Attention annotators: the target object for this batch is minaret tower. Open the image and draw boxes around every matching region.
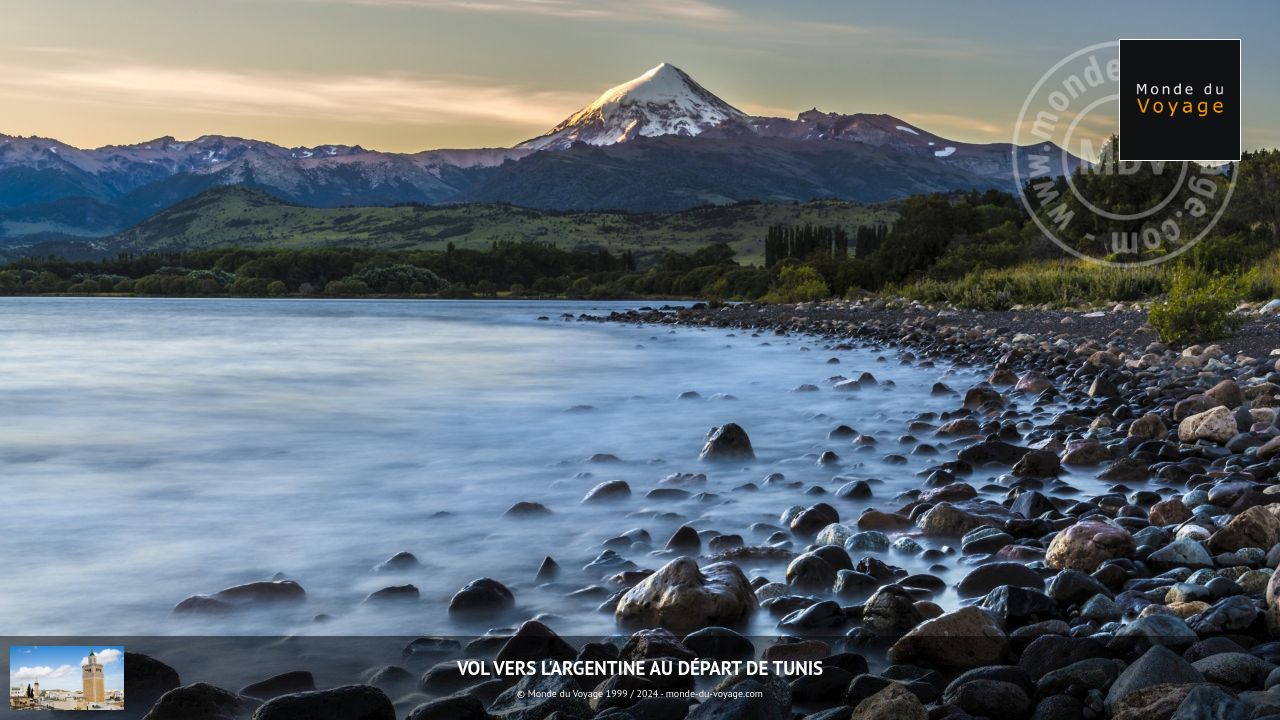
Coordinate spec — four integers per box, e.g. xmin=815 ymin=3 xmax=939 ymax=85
xmin=82 ymin=652 xmax=104 ymax=704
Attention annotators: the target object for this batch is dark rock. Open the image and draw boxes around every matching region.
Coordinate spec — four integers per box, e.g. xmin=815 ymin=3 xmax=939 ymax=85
xmin=583 ymin=480 xmax=632 ymax=503
xmin=1191 ymin=652 xmax=1273 ymax=688
xmin=406 ymin=695 xmax=487 ymax=720
xmin=448 ymin=578 xmax=514 ymax=616
xmin=942 ymin=679 xmax=1030 ymax=720
xmin=252 ymin=685 xmax=394 ymax=720
xmin=240 ymin=671 xmax=316 ymax=701
xmin=489 ymin=674 xmax=588 ymax=720
xmin=1035 ymin=658 xmax=1123 ymax=697
xmin=143 ymin=683 xmax=244 ymax=720
xmin=373 ymin=551 xmax=419 ymax=573
xmin=700 ymin=424 xmax=755 ymax=460
xmin=496 ymin=620 xmax=578 ymax=663
xmin=1169 ymin=683 xmax=1250 ymax=720
xmin=126 ymin=652 xmax=181 ymax=712
xmin=1104 ymin=646 xmax=1204 ymax=711
xmin=363 ymin=584 xmax=418 ymax=603
xmin=957 ymin=562 xmax=1044 ymax=598
xmin=683 ymin=626 xmax=754 ymax=660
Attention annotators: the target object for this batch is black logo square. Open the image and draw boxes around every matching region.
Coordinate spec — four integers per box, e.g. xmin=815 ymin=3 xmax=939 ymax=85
xmin=1120 ymin=39 xmax=1241 ymax=161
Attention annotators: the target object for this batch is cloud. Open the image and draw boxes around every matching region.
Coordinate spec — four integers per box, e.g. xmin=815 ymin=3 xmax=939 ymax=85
xmin=12 ymin=665 xmax=74 ymax=681
xmin=80 ymin=649 xmax=122 ymax=666
xmin=0 ymin=61 xmax=590 ymax=129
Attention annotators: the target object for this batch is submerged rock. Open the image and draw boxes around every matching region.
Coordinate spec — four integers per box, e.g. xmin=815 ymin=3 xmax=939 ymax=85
xmin=699 ymin=423 xmax=754 ymax=460
xmin=447 ymin=578 xmax=514 ymax=616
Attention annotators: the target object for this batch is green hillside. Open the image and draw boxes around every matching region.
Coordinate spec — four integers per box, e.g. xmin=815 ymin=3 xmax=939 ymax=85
xmin=107 ymin=186 xmax=896 ymax=265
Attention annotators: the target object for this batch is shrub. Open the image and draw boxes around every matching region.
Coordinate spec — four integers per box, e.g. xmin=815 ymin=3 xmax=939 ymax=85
xmin=323 ymin=278 xmax=370 ymax=296
xmin=763 ymin=265 xmax=831 ymax=304
xmin=352 ymin=264 xmax=447 ymax=293
xmin=1147 ymin=266 xmax=1243 ymax=345
xmin=267 ymin=280 xmax=288 ymax=296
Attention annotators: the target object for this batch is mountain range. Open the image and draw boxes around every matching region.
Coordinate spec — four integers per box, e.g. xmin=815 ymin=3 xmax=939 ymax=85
xmin=0 ymin=62 xmax=1079 ymax=251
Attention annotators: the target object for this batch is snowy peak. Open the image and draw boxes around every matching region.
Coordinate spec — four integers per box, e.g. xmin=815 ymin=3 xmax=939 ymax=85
xmin=517 ymin=63 xmax=745 ymax=151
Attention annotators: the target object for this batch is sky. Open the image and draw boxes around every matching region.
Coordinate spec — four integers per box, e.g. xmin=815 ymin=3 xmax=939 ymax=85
xmin=9 ymin=646 xmax=124 ymax=692
xmin=1 ymin=0 xmax=1277 ymax=153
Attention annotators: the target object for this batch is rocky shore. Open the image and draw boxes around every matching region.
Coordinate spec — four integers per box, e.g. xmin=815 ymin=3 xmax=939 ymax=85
xmin=125 ymin=299 xmax=1280 ymax=719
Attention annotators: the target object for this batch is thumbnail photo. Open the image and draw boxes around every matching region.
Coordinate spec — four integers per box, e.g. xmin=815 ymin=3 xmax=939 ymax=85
xmin=9 ymin=647 xmax=123 ymax=711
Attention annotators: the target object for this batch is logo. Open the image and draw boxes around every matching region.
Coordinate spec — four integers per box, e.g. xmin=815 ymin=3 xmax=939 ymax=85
xmin=1012 ymin=41 xmax=1238 ymax=267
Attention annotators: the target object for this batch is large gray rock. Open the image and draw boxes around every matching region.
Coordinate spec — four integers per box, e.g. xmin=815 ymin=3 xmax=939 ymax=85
xmin=1104 ymin=646 xmax=1204 ymax=711
xmin=615 ymin=557 xmax=755 ymax=633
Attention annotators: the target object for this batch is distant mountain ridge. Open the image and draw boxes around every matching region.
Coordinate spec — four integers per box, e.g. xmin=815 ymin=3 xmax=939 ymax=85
xmin=0 ymin=62 xmax=1080 ymax=249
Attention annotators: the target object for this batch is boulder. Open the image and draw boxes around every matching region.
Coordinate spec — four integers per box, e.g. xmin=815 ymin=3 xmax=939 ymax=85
xmin=1104 ymin=646 xmax=1203 ymax=711
xmin=488 ymin=674 xmax=589 ymax=720
xmin=143 ymin=683 xmax=244 ymax=720
xmin=957 ymin=439 xmax=1025 ymax=464
xmin=1060 ymin=439 xmax=1111 ymax=465
xmin=615 ymin=557 xmax=755 ymax=633
xmin=886 ymin=606 xmax=1009 ymax=671
xmin=583 ymin=480 xmax=631 ymax=503
xmin=850 ymin=682 xmax=926 ymax=720
xmin=1168 ymin=684 xmax=1250 ymax=720
xmin=1147 ymin=538 xmax=1215 ymax=570
xmin=1015 ymin=372 xmax=1054 ymax=394
xmin=862 ymin=585 xmax=925 ymax=637
xmin=1012 ymin=450 xmax=1061 ymax=478
xmin=790 ymin=503 xmax=840 ymax=536
xmin=251 ymin=685 xmax=394 ymax=720
xmin=240 ymin=671 xmax=315 ymax=701
xmin=496 ymin=620 xmax=577 ymax=664
xmin=700 ymin=424 xmax=754 ymax=460
xmin=956 ymin=563 xmax=1044 ymax=598
xmin=943 ymin=679 xmax=1029 ymax=720
xmin=1128 ymin=413 xmax=1168 ymax=440
xmin=1149 ymin=498 xmax=1192 ymax=526
xmin=916 ymin=502 xmax=989 ymax=537
xmin=963 ymin=385 xmax=1005 ymax=409
xmin=1207 ymin=505 xmax=1280 ymax=553
xmin=1045 ymin=521 xmax=1135 ymax=572
xmin=1110 ymin=683 xmax=1196 ymax=720
xmin=785 ymin=553 xmax=837 ymax=592
xmin=175 ymin=581 xmax=305 ymax=614
xmin=1206 ymin=379 xmax=1244 ymax=409
xmin=1177 ymin=406 xmax=1237 ymax=444
xmin=126 ymin=652 xmax=182 ymax=712
xmin=447 ymin=578 xmax=514 ymax=616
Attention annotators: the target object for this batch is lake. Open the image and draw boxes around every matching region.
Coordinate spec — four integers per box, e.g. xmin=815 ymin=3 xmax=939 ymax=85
xmin=0 ymin=297 xmax=986 ymax=637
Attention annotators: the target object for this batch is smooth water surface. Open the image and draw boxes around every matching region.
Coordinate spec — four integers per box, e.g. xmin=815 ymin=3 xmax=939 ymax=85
xmin=0 ymin=298 xmax=994 ymax=637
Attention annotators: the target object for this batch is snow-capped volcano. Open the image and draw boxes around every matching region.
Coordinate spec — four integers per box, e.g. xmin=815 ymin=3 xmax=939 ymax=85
xmin=517 ymin=63 xmax=745 ymax=151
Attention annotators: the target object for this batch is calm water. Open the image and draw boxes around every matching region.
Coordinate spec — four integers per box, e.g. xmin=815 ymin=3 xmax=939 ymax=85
xmin=0 ymin=298 xmax=996 ymax=637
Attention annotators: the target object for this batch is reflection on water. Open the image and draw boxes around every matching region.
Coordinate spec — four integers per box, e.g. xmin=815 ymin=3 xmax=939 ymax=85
xmin=0 ymin=297 xmax=1002 ymax=637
